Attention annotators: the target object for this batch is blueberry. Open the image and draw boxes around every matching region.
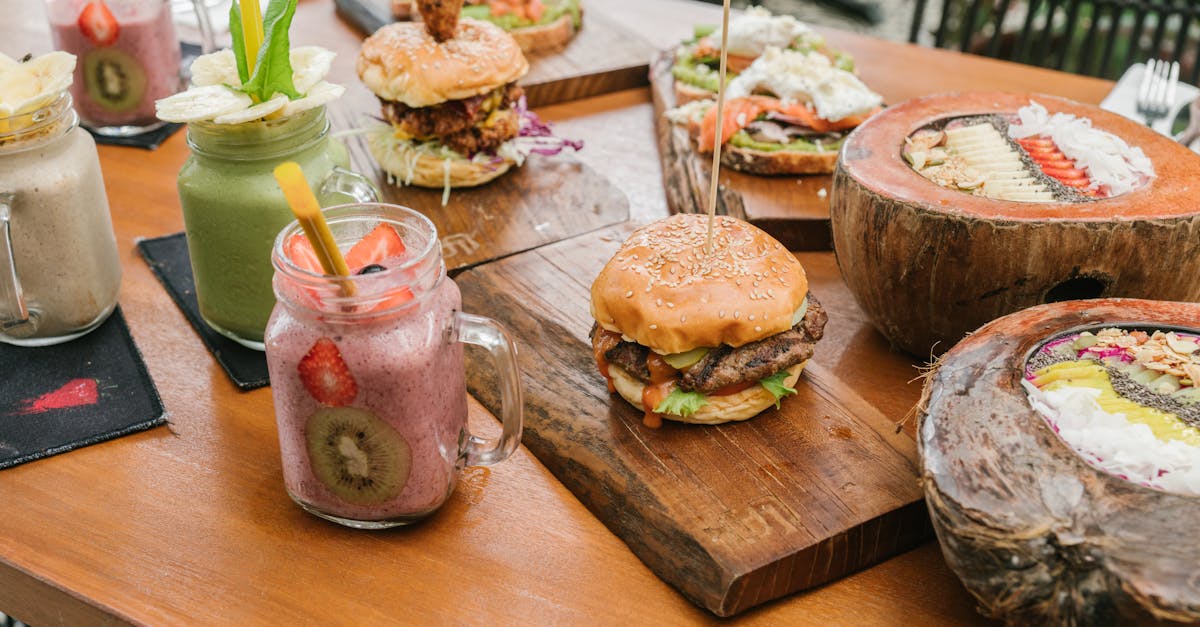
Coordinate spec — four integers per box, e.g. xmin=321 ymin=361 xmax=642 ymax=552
xmin=357 ymin=264 xmax=386 ymax=275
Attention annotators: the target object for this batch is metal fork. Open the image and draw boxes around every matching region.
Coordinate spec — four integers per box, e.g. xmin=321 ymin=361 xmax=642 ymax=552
xmin=1136 ymin=58 xmax=1179 ymax=129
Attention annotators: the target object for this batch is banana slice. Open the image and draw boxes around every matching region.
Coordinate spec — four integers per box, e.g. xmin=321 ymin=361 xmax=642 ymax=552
xmin=280 ymin=81 xmax=344 ymax=117
xmin=156 ymin=85 xmax=253 ymax=123
xmin=0 ymin=51 xmax=76 ymax=118
xmin=214 ymin=94 xmax=288 ymax=124
xmin=190 ymin=49 xmax=240 ymax=88
xmin=290 ymin=46 xmax=336 ymax=95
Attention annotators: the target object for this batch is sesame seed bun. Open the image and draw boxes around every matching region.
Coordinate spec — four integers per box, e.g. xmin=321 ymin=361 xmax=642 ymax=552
xmin=590 ymin=214 xmax=809 ymax=355
xmin=609 ymin=362 xmax=806 ymax=424
xmin=356 ymin=18 xmax=529 ymax=108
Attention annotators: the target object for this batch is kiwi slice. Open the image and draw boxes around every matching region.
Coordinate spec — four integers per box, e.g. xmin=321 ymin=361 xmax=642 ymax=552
xmin=82 ymin=48 xmax=146 ymax=113
xmin=305 ymin=407 xmax=411 ymax=506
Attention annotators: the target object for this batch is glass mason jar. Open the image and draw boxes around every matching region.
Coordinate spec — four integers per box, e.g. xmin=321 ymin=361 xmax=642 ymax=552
xmin=45 ymin=0 xmax=183 ymax=136
xmin=177 ymin=106 xmax=376 ymax=350
xmin=0 ymin=91 xmax=121 ymax=346
xmin=264 ymin=203 xmax=524 ymax=529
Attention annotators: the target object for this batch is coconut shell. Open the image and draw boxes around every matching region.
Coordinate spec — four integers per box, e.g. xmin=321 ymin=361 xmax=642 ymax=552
xmin=919 ymin=297 xmax=1200 ymax=625
xmin=831 ymin=91 xmax=1200 ymax=357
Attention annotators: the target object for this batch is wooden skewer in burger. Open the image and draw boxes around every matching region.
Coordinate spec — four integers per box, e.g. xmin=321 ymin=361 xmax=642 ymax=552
xmin=589 ymin=1 xmax=827 ymax=428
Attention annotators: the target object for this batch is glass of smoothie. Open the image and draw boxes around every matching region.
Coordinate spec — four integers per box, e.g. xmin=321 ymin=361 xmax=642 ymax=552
xmin=45 ymin=0 xmax=183 ymax=137
xmin=178 ymin=105 xmax=376 ymax=350
xmin=264 ymin=203 xmax=524 ymax=528
xmin=0 ymin=67 xmax=122 ymax=346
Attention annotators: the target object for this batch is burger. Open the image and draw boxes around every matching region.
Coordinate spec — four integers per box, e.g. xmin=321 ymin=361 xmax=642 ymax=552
xmin=357 ymin=16 xmax=580 ymax=193
xmin=671 ymin=6 xmax=854 ymax=105
xmin=357 ymin=18 xmax=525 ymax=190
xmin=589 ymin=214 xmax=827 ymax=427
xmin=391 ymin=0 xmax=582 ymax=54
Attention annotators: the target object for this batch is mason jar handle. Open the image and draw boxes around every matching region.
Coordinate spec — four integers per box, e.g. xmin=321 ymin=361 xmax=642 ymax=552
xmin=454 ymin=312 xmax=524 ymax=467
xmin=0 ymin=193 xmax=30 ymax=330
xmin=319 ymin=166 xmax=379 ymax=205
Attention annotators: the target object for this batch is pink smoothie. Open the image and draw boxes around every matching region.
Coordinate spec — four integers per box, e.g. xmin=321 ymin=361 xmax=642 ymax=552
xmin=265 ymin=272 xmax=469 ymax=523
xmin=48 ymin=0 xmax=181 ymax=129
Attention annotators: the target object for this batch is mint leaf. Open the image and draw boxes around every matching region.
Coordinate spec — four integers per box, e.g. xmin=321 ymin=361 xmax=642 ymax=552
xmin=654 ymin=388 xmax=708 ymax=417
xmin=239 ymin=0 xmax=300 ymax=102
xmin=229 ymin=1 xmax=249 ymax=84
xmin=760 ymin=371 xmax=798 ymax=409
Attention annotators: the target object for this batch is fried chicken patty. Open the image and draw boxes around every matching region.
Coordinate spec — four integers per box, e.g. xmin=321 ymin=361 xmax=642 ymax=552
xmin=380 ymin=82 xmax=524 ymax=155
xmin=597 ymin=293 xmax=828 ymax=394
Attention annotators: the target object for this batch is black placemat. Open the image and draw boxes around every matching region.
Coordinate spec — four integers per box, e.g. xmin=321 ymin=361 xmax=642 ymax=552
xmin=87 ymin=122 xmax=183 ymax=150
xmin=136 ymin=232 xmax=270 ymax=390
xmin=0 ymin=307 xmax=166 ymax=470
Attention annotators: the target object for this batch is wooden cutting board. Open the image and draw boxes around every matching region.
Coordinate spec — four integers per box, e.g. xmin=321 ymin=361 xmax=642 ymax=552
xmin=456 ymin=224 xmax=930 ymax=616
xmin=332 ymin=0 xmax=657 ymax=107
xmin=649 ymin=50 xmax=835 ymax=251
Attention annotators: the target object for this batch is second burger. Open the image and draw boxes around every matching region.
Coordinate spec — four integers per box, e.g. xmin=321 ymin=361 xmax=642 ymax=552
xmin=357 ymin=10 xmax=579 ymax=191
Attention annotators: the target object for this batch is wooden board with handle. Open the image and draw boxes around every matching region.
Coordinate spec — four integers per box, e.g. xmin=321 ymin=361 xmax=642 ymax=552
xmin=649 ymin=50 xmax=836 ymax=251
xmin=333 ymin=0 xmax=657 ymax=107
xmin=455 ymin=224 xmax=931 ymax=616
xmin=328 ymin=111 xmax=629 ymax=273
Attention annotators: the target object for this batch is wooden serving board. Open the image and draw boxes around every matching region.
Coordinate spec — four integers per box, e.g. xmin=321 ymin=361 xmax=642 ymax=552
xmin=649 ymin=50 xmax=835 ymax=251
xmin=456 ymin=224 xmax=931 ymax=616
xmin=332 ymin=0 xmax=658 ymax=107
xmin=329 ymin=112 xmax=629 ymax=272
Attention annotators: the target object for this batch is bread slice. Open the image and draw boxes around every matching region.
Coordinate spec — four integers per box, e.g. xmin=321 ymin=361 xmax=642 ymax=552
xmin=390 ymin=1 xmax=579 ymax=54
xmin=674 ymin=81 xmax=716 ymax=106
xmin=720 ymin=144 xmax=839 ymax=175
xmin=510 ymin=13 xmax=578 ymax=54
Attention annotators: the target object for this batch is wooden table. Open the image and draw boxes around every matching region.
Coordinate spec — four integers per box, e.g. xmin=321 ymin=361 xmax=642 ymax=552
xmin=0 ymin=1 xmax=1117 ymax=624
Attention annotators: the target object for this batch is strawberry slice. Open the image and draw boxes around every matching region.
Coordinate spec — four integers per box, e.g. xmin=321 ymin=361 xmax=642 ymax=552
xmin=78 ymin=1 xmax=120 ymax=47
xmin=1034 ymin=158 xmax=1075 ymax=170
xmin=286 ymin=233 xmax=324 ymax=274
xmin=297 ymin=338 xmax=358 ymax=406
xmin=1016 ymin=137 xmax=1055 ymax=148
xmin=1056 ymin=177 xmax=1092 ymax=189
xmin=1041 ymin=166 xmax=1087 ymax=180
xmin=345 ymin=224 xmax=406 ymax=271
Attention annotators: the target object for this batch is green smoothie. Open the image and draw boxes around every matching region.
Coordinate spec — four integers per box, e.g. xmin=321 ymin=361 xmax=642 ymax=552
xmin=177 ymin=106 xmax=370 ymax=348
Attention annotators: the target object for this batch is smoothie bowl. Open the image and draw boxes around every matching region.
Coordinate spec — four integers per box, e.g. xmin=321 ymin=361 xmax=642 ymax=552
xmin=919 ymin=298 xmax=1200 ymax=624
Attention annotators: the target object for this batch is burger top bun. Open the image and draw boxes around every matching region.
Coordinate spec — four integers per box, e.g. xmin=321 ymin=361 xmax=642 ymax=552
xmin=357 ymin=18 xmax=529 ymax=108
xmin=591 ymin=214 xmax=809 ymax=355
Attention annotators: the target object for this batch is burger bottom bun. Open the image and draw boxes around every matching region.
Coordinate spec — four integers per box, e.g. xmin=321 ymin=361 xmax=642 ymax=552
xmin=512 ymin=14 xmax=579 ymax=54
xmin=368 ymin=132 xmax=515 ymax=189
xmin=609 ymin=362 xmax=807 ymax=425
xmin=719 ymin=143 xmax=839 ymax=175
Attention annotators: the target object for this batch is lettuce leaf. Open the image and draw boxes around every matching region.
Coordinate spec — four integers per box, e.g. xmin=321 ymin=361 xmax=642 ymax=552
xmin=654 ymin=389 xmax=708 ymax=417
xmin=237 ymin=0 xmax=301 ymax=103
xmin=229 ymin=2 xmax=249 ymax=84
xmin=760 ymin=371 xmax=798 ymax=409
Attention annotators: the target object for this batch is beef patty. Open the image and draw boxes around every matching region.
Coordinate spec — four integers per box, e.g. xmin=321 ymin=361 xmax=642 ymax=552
xmin=599 ymin=293 xmax=828 ymax=394
xmin=380 ymin=82 xmax=524 ymax=155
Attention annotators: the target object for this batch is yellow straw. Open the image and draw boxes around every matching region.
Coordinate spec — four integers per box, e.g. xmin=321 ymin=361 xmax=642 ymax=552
xmin=273 ymin=162 xmax=356 ymax=296
xmin=239 ymin=0 xmax=264 ymax=75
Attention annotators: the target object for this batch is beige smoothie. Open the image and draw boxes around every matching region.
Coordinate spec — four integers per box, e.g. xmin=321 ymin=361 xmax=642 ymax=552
xmin=0 ymin=123 xmax=121 ymax=344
